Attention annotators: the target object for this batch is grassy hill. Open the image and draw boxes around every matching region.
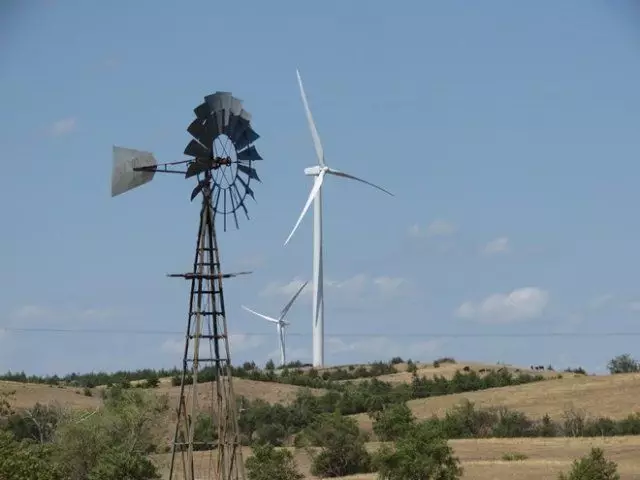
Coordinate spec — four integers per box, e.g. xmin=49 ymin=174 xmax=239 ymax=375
xmin=353 ymin=371 xmax=640 ymax=434
xmin=0 ymin=375 xmax=327 ymax=411
xmin=150 ymin=436 xmax=640 ymax=480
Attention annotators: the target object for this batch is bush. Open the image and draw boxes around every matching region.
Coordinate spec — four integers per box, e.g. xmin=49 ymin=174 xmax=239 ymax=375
xmin=369 ymin=403 xmax=415 ymax=441
xmin=607 ymin=354 xmax=639 ymax=374
xmin=246 ymin=443 xmax=303 ymax=480
xmin=298 ymin=413 xmax=372 ymax=478
xmin=502 ymin=452 xmax=528 ymax=461
xmin=558 ymin=447 xmax=620 ymax=480
xmin=375 ymin=422 xmax=463 ymax=480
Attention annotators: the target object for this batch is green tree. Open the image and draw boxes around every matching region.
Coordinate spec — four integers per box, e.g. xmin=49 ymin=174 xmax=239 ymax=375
xmin=0 ymin=431 xmax=66 ymax=480
xmin=558 ymin=447 xmax=620 ymax=480
xmin=369 ymin=403 xmax=416 ymax=441
xmin=298 ymin=412 xmax=372 ymax=478
xmin=375 ymin=423 xmax=463 ymax=480
xmin=87 ymin=448 xmax=160 ymax=480
xmin=245 ymin=443 xmax=303 ymax=480
xmin=607 ymin=354 xmax=639 ymax=374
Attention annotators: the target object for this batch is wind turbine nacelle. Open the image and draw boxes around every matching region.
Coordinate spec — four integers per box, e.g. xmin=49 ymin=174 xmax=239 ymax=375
xmin=304 ymin=165 xmax=322 ymax=176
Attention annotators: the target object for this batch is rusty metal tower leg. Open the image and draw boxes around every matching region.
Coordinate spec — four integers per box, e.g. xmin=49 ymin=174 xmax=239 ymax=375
xmin=168 ymin=177 xmax=246 ymax=480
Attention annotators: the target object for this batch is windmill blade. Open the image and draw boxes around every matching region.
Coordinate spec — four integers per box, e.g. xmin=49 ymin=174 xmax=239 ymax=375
xmin=111 ymin=146 xmax=157 ymax=197
xmin=279 ymin=280 xmax=308 ymax=320
xmin=190 ymin=179 xmax=207 ymax=201
xmin=296 ymin=69 xmax=325 ymax=167
xmin=237 ymin=145 xmax=263 ymax=161
xmin=326 ymin=168 xmax=394 ymax=196
xmin=187 ymin=118 xmax=217 ymax=147
xmin=284 ymin=169 xmax=326 ymax=246
xmin=184 ymin=139 xmax=211 ymax=158
xmin=237 ymin=163 xmax=261 ymax=182
xmin=242 ymin=306 xmax=279 ymax=324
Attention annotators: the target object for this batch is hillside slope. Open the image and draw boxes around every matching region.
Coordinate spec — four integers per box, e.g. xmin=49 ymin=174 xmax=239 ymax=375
xmin=354 ymin=372 xmax=640 ymax=433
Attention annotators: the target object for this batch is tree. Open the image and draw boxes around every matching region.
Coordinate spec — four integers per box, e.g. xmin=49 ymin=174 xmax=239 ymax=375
xmin=607 ymin=354 xmax=639 ymax=374
xmin=369 ymin=403 xmax=416 ymax=441
xmin=245 ymin=443 xmax=303 ymax=480
xmin=558 ymin=447 xmax=619 ymax=480
xmin=375 ymin=422 xmax=463 ymax=480
xmin=87 ymin=448 xmax=160 ymax=480
xmin=297 ymin=412 xmax=372 ymax=478
xmin=0 ymin=431 xmax=67 ymax=480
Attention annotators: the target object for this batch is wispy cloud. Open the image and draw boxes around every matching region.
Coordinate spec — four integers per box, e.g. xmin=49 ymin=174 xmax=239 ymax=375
xmin=482 ymin=236 xmax=511 ymax=256
xmin=409 ymin=219 xmax=457 ymax=238
xmin=455 ymin=287 xmax=550 ymax=324
xmin=49 ymin=117 xmax=77 ymax=136
xmin=628 ymin=301 xmax=640 ymax=312
xmin=587 ymin=293 xmax=614 ymax=310
xmin=260 ymin=274 xmax=409 ymax=300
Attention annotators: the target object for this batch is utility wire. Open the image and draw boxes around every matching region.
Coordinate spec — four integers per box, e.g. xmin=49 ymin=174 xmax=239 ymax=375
xmin=1 ymin=326 xmax=640 ymax=338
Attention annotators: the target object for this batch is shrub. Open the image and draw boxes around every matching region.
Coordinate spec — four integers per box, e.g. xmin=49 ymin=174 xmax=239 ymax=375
xmin=607 ymin=354 xmax=639 ymax=374
xmin=502 ymin=452 xmax=528 ymax=461
xmin=245 ymin=443 xmax=303 ymax=480
xmin=558 ymin=447 xmax=620 ymax=480
xmin=375 ymin=422 xmax=463 ymax=480
xmin=298 ymin=413 xmax=372 ymax=478
xmin=369 ymin=403 xmax=416 ymax=441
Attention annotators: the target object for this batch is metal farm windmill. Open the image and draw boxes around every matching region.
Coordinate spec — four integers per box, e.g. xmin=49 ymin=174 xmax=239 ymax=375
xmin=284 ymin=70 xmax=393 ymax=368
xmin=241 ymin=280 xmax=308 ymax=366
xmin=111 ymin=92 xmax=264 ymax=480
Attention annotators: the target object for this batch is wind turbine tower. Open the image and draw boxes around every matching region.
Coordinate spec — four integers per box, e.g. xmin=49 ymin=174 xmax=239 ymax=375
xmin=242 ymin=281 xmax=308 ymax=366
xmin=285 ymin=70 xmax=393 ymax=368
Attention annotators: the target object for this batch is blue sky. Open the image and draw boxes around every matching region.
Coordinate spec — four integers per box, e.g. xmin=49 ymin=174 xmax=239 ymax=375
xmin=2 ymin=0 xmax=640 ymax=376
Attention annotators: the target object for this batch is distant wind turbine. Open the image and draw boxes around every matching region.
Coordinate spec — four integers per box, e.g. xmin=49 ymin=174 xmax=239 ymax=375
xmin=242 ymin=281 xmax=308 ymax=366
xmin=284 ymin=69 xmax=394 ymax=368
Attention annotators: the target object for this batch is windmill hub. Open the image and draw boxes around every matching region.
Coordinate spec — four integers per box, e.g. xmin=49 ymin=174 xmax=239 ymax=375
xmin=304 ymin=165 xmax=324 ymax=176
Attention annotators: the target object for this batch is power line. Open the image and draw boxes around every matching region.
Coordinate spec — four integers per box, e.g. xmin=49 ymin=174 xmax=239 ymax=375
xmin=1 ymin=326 xmax=640 ymax=338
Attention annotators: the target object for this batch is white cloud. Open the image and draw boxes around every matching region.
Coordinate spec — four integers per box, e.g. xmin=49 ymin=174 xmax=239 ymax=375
xmin=587 ymin=293 xmax=614 ymax=310
xmin=409 ymin=220 xmax=456 ymax=238
xmin=482 ymin=237 xmax=511 ymax=255
xmin=373 ymin=276 xmax=407 ymax=294
xmin=261 ymin=274 xmax=408 ymax=301
xmin=49 ymin=117 xmax=76 ymax=136
xmin=327 ymin=336 xmax=441 ymax=359
xmin=629 ymin=301 xmax=640 ymax=312
xmin=455 ymin=287 xmax=549 ymax=323
xmin=260 ymin=277 xmax=312 ymax=298
xmin=12 ymin=305 xmax=51 ymax=320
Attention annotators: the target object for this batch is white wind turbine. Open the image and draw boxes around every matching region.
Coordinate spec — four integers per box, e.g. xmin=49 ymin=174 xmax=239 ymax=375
xmin=284 ymin=69 xmax=394 ymax=368
xmin=241 ymin=281 xmax=308 ymax=366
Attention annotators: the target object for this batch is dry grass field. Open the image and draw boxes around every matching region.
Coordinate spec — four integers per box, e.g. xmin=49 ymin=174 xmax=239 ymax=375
xmin=151 ymin=436 xmax=640 ymax=479
xmin=0 ymin=376 xmax=327 ymax=412
xmin=353 ymin=371 xmax=640 ymax=434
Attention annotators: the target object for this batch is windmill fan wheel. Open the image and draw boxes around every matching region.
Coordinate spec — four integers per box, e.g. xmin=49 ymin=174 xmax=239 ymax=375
xmin=184 ymin=91 xmax=263 ymax=230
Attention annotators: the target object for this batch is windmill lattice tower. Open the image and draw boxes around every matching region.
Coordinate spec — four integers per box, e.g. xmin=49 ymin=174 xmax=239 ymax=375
xmin=111 ymin=91 xmax=264 ymax=480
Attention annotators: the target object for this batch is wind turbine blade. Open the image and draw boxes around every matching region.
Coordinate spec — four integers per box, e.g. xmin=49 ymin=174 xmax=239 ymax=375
xmin=326 ymin=168 xmax=394 ymax=196
xmin=241 ymin=305 xmax=279 ymax=323
xmin=296 ymin=69 xmax=325 ymax=167
xmin=279 ymin=280 xmax=309 ymax=320
xmin=284 ymin=170 xmax=325 ymax=246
